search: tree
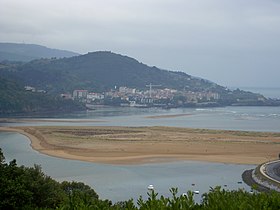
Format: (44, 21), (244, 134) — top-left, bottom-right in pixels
(0, 148), (64, 209)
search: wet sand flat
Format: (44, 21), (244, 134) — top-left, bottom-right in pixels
(1, 126), (280, 165)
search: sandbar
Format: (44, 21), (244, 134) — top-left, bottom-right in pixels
(1, 126), (280, 165)
(0, 118), (106, 123)
(145, 113), (192, 119)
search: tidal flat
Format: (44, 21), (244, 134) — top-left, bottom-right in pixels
(1, 126), (280, 165)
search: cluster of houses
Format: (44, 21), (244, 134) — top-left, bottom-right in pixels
(69, 86), (220, 107)
(24, 86), (46, 93)
(24, 84), (220, 107)
(24, 84), (275, 108)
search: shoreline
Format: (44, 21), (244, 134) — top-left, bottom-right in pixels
(145, 113), (192, 119)
(0, 126), (280, 165)
(0, 118), (107, 123)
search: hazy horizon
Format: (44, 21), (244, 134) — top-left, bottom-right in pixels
(1, 0), (280, 88)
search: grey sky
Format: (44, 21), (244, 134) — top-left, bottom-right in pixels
(1, 0), (280, 87)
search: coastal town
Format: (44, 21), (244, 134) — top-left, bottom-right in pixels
(24, 82), (275, 110)
(64, 85), (220, 108)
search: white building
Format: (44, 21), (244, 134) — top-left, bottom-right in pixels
(87, 92), (105, 101)
(73, 90), (88, 99)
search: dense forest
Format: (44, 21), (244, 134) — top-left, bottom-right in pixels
(0, 51), (224, 93)
(1, 148), (280, 210)
(0, 77), (85, 115)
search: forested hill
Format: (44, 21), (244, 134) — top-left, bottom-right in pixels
(0, 77), (84, 115)
(0, 43), (79, 62)
(1, 50), (276, 112)
(0, 51), (225, 93)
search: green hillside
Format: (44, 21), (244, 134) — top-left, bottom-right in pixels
(0, 77), (84, 115)
(0, 51), (225, 93)
(0, 50), (276, 111)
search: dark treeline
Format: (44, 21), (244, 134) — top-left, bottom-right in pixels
(1, 147), (280, 210)
(0, 77), (85, 115)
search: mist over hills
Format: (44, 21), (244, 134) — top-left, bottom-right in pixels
(0, 43), (79, 62)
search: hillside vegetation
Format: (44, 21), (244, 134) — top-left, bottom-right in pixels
(0, 77), (84, 115)
(0, 51), (223, 93)
(0, 51), (264, 97)
(1, 50), (278, 114)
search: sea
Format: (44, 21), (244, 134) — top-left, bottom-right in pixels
(237, 87), (280, 99)
(0, 87), (279, 203)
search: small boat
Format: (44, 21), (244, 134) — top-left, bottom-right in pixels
(237, 181), (242, 184)
(147, 184), (154, 190)
(193, 190), (200, 194)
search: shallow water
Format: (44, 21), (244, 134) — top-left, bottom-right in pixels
(2, 106), (280, 132)
(0, 132), (254, 203)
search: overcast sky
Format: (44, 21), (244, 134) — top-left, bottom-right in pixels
(1, 0), (280, 88)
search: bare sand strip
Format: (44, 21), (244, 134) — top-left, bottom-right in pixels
(1, 126), (280, 165)
(0, 118), (106, 123)
(145, 113), (192, 119)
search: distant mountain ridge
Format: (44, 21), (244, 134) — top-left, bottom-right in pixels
(0, 43), (79, 62)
